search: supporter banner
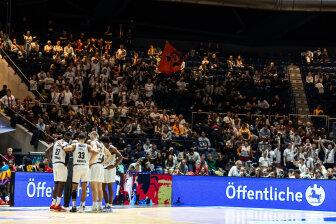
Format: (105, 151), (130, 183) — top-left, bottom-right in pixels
(13, 172), (172, 207)
(114, 173), (172, 205)
(172, 176), (336, 212)
(158, 41), (187, 75)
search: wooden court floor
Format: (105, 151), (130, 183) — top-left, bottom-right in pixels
(0, 206), (195, 224)
(1, 206), (336, 224)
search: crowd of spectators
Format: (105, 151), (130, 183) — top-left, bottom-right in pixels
(0, 29), (335, 180)
(301, 48), (336, 116)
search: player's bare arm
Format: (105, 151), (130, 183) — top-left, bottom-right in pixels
(102, 146), (111, 166)
(88, 145), (98, 167)
(45, 143), (54, 163)
(63, 143), (76, 152)
(108, 146), (123, 170)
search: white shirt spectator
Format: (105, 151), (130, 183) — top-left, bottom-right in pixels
(37, 71), (47, 80)
(259, 156), (271, 167)
(150, 111), (161, 121)
(62, 90), (73, 105)
(228, 166), (241, 177)
(44, 44), (53, 52)
(64, 45), (74, 57)
(269, 148), (281, 164)
(116, 49), (126, 60)
(44, 76), (54, 90)
(143, 143), (153, 153)
(30, 79), (38, 91)
(1, 94), (16, 108)
(284, 145), (296, 162)
(304, 157), (314, 171)
(306, 75), (314, 84)
(64, 71), (75, 83)
(53, 45), (63, 53)
(323, 147), (335, 164)
(297, 163), (306, 174)
(223, 116), (234, 125)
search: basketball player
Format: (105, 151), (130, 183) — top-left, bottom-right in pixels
(88, 132), (111, 212)
(45, 132), (72, 212)
(63, 133), (98, 213)
(102, 138), (122, 212)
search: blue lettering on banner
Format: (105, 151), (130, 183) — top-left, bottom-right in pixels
(14, 172), (116, 207)
(172, 176), (336, 212)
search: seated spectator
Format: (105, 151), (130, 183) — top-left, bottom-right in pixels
(153, 152), (165, 174)
(44, 40), (53, 57)
(187, 148), (200, 171)
(239, 123), (251, 141)
(165, 154), (176, 170)
(1, 148), (15, 165)
(258, 150), (271, 168)
(148, 45), (156, 59)
(206, 153), (217, 176)
(195, 161), (209, 176)
(172, 120), (184, 137)
(313, 105), (324, 115)
(228, 160), (242, 177)
(130, 159), (142, 172)
(198, 131), (214, 156)
(143, 161), (154, 173)
(177, 159), (188, 175)
(236, 55), (243, 68)
(64, 42), (75, 58)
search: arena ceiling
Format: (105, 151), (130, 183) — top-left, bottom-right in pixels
(1, 0), (336, 46)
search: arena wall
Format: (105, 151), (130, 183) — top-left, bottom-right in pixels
(0, 112), (49, 155)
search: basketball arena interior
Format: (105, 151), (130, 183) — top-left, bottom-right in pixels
(1, 0), (336, 223)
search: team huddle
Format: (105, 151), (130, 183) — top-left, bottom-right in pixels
(45, 131), (122, 213)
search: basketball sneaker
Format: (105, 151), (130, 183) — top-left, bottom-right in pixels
(88, 206), (97, 213)
(70, 207), (77, 213)
(104, 206), (113, 213)
(78, 206), (85, 213)
(50, 204), (56, 211)
(54, 205), (67, 212)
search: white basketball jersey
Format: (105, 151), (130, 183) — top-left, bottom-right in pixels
(73, 143), (89, 165)
(91, 140), (104, 164)
(52, 140), (68, 164)
(104, 145), (116, 168)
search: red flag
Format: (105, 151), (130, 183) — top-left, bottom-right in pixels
(158, 41), (187, 74)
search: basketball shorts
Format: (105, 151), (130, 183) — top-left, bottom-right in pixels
(104, 167), (116, 183)
(90, 163), (104, 182)
(53, 163), (67, 182)
(72, 165), (90, 183)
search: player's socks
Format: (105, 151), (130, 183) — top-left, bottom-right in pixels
(98, 202), (102, 208)
(92, 202), (97, 209)
(56, 197), (62, 206)
(72, 200), (76, 207)
(51, 198), (56, 206)
(80, 201), (85, 208)
(5, 196), (9, 202)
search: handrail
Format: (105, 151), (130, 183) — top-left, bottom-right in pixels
(0, 48), (45, 101)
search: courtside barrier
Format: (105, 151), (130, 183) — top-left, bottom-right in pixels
(13, 172), (336, 211)
(172, 176), (336, 212)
